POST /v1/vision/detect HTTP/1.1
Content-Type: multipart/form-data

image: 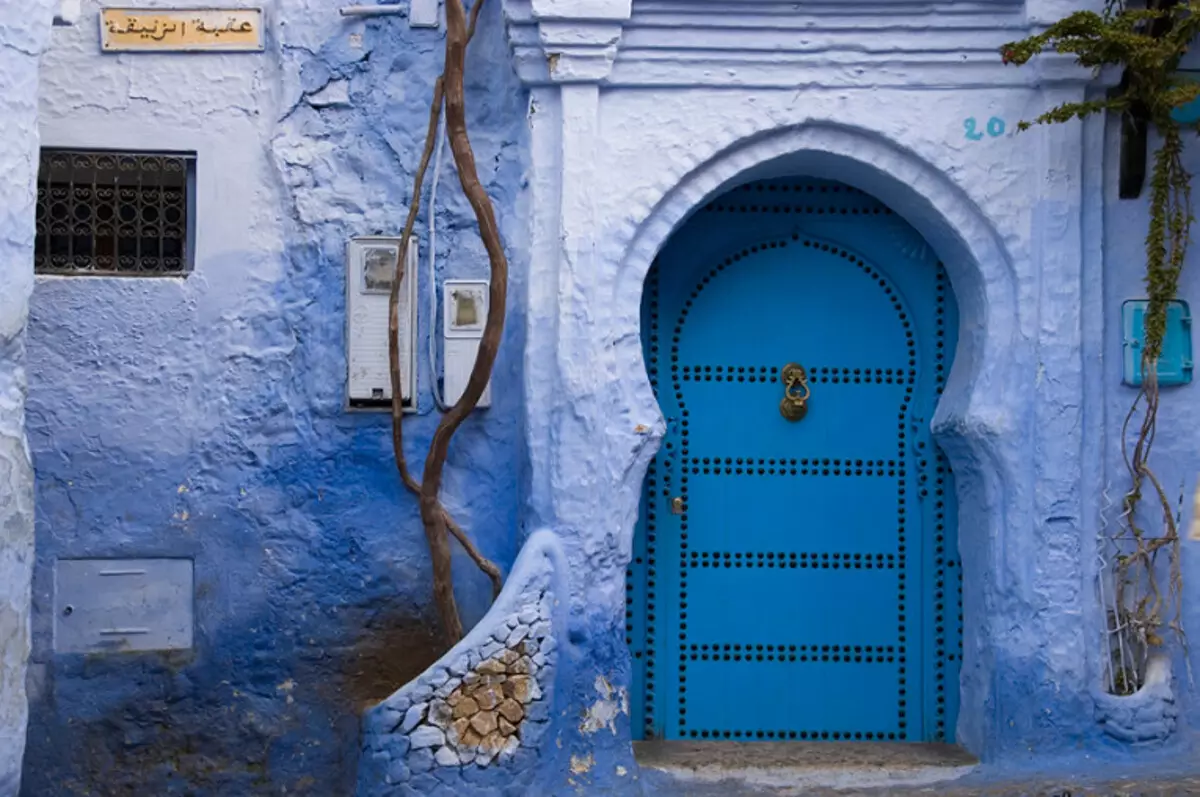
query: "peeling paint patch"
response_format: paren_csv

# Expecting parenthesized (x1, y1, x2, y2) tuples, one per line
(569, 753, 594, 774)
(579, 674, 625, 735)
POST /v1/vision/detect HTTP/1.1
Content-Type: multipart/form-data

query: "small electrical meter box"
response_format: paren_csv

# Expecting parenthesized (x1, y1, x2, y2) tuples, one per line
(54, 558, 194, 653)
(1122, 299, 1193, 387)
(347, 237, 417, 409)
(443, 279, 492, 408)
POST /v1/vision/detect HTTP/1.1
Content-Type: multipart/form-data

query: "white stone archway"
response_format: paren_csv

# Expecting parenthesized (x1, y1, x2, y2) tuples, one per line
(508, 0, 1108, 762)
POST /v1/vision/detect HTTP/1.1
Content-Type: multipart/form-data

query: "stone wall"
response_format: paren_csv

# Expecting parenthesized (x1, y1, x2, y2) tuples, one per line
(357, 530, 563, 797)
(0, 2, 55, 794)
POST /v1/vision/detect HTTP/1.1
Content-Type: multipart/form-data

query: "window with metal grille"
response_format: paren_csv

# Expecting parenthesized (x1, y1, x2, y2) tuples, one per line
(35, 149, 195, 276)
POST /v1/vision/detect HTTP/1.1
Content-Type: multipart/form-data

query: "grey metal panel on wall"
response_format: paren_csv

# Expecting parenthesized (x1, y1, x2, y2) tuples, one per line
(53, 558, 194, 653)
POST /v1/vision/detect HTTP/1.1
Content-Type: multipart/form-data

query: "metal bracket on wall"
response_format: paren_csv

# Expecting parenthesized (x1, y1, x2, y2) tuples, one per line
(1119, 111, 1148, 200)
(339, 0, 439, 26)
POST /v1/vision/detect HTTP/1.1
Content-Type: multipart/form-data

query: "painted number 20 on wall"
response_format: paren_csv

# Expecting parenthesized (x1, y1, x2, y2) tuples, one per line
(964, 116, 1006, 140)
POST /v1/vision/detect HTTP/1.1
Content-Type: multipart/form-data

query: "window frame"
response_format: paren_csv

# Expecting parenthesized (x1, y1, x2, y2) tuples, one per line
(34, 147, 198, 278)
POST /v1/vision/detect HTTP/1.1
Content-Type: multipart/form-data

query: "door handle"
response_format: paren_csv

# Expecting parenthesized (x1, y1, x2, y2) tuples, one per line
(779, 362, 810, 421)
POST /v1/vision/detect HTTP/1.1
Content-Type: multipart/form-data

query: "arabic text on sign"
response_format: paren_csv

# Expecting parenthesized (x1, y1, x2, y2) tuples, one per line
(100, 8, 264, 52)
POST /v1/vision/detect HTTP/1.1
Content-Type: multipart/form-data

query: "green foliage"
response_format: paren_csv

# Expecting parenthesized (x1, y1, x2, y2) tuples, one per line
(1002, 1, 1198, 693)
(1001, 4, 1199, 359)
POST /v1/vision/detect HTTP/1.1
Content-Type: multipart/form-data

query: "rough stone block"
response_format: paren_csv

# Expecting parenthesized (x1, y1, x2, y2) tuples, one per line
(504, 675, 535, 703)
(477, 658, 506, 676)
(480, 730, 505, 754)
(518, 606, 539, 624)
(408, 747, 436, 774)
(450, 717, 471, 745)
(435, 677, 461, 699)
(409, 773, 441, 794)
(497, 698, 524, 724)
(434, 745, 461, 767)
(460, 763, 493, 784)
(428, 699, 453, 729)
(400, 703, 427, 733)
(386, 759, 411, 784)
(365, 707, 403, 737)
(410, 726, 446, 749)
(506, 625, 531, 646)
(453, 696, 479, 718)
(384, 692, 413, 715)
(385, 735, 411, 760)
(475, 685, 502, 711)
(434, 765, 468, 787)
(470, 710, 499, 736)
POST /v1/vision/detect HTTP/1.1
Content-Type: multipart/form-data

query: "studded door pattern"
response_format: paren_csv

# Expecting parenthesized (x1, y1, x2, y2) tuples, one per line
(626, 178, 962, 743)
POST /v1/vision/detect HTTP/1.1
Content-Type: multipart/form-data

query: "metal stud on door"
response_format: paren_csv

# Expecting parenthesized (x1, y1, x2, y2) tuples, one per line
(627, 179, 962, 743)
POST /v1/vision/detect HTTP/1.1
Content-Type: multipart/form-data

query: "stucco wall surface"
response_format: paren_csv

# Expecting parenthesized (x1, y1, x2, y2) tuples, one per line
(21, 1, 528, 793)
(0, 3, 55, 795)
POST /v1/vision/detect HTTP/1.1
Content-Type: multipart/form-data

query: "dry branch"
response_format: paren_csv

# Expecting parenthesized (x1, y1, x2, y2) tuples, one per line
(386, 0, 504, 643)
(415, 0, 509, 644)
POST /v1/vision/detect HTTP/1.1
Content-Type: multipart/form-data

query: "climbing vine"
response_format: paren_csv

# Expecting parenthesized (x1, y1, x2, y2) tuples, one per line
(388, 0, 506, 647)
(1002, 0, 1200, 694)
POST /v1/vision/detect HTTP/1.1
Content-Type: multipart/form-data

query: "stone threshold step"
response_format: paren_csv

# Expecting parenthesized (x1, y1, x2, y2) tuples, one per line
(634, 741, 979, 791)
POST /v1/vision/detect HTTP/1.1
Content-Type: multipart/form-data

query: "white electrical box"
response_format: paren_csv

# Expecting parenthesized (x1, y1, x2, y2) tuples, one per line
(347, 236, 417, 409)
(409, 0, 439, 27)
(443, 279, 491, 408)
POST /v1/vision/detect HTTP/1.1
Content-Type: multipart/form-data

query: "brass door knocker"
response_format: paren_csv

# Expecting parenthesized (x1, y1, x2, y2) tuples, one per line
(779, 363, 810, 421)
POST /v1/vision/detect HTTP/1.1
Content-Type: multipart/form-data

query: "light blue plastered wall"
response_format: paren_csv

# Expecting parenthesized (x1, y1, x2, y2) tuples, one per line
(12, 0, 1200, 794)
(20, 0, 529, 793)
(0, 3, 56, 795)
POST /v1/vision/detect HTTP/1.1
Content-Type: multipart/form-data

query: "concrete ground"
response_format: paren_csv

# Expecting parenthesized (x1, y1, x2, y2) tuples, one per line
(634, 741, 1200, 796)
(642, 775, 1200, 796)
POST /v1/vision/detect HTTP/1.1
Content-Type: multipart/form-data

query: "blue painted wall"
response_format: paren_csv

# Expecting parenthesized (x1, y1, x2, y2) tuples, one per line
(20, 0, 1200, 791)
(21, 1, 529, 793)
(1104, 121, 1200, 740)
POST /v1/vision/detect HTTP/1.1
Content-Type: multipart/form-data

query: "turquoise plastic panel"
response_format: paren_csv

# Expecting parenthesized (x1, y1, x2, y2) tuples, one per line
(1170, 72, 1200, 124)
(1122, 299, 1192, 387)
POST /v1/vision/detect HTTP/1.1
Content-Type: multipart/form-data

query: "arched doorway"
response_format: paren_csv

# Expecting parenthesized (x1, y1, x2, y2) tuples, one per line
(626, 177, 961, 744)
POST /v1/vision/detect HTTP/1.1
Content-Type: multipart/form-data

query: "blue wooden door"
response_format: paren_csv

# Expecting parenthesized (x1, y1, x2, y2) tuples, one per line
(627, 179, 961, 743)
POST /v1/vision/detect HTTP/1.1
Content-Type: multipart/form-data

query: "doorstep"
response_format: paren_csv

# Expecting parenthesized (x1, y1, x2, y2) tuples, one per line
(633, 741, 979, 792)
